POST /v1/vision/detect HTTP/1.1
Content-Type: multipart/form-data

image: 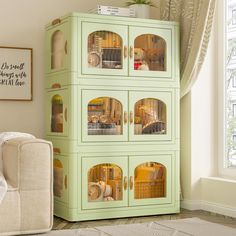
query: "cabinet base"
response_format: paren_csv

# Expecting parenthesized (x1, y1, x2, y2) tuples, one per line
(54, 201, 180, 222)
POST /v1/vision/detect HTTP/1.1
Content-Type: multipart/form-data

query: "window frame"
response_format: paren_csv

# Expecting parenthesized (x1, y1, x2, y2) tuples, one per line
(219, 0, 236, 179)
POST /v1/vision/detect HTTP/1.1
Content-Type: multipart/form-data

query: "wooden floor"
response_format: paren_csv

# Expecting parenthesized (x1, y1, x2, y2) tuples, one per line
(53, 209, 236, 230)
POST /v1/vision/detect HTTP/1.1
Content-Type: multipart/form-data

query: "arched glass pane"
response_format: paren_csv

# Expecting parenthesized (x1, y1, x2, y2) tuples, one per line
(134, 34, 166, 71)
(134, 162, 166, 199)
(53, 159, 63, 197)
(88, 97, 123, 135)
(88, 163, 123, 202)
(88, 31, 123, 69)
(51, 94, 63, 133)
(134, 98, 166, 135)
(51, 30, 65, 69)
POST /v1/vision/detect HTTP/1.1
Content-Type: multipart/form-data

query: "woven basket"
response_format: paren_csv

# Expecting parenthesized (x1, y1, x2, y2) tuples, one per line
(134, 179, 165, 199)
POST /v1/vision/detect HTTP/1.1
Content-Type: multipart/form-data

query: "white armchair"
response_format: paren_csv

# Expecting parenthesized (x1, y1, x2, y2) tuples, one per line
(0, 138, 53, 235)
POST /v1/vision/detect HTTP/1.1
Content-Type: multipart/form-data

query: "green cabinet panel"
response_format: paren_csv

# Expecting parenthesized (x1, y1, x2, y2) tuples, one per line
(45, 21, 69, 74)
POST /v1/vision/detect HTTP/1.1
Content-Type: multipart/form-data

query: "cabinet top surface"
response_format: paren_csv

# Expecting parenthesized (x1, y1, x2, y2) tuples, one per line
(46, 12, 179, 28)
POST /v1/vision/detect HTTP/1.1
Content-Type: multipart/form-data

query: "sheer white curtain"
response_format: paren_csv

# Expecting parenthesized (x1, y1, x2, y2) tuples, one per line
(160, 0, 216, 98)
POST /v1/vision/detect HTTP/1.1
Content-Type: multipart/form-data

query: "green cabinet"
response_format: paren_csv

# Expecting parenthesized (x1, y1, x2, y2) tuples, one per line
(45, 12, 180, 221)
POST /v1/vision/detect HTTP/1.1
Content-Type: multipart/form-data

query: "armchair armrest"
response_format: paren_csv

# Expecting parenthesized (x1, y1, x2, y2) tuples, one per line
(2, 138, 53, 190)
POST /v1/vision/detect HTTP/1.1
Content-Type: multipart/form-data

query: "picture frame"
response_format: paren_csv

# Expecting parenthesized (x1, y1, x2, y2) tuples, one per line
(0, 46, 33, 101)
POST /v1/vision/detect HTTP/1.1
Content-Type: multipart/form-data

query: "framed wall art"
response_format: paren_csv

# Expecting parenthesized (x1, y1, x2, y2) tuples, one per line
(0, 46, 33, 101)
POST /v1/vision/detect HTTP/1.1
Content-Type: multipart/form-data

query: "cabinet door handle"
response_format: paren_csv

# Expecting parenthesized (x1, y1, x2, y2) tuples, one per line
(51, 83, 61, 89)
(130, 176, 133, 190)
(65, 40, 68, 54)
(64, 108, 68, 122)
(64, 175, 68, 189)
(124, 45, 128, 58)
(124, 111, 128, 124)
(130, 46, 133, 59)
(52, 18, 61, 25)
(130, 111, 133, 124)
(53, 147, 61, 155)
(124, 176, 128, 190)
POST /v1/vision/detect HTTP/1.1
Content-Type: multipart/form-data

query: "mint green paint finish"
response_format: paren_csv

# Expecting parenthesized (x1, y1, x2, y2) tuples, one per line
(45, 12, 180, 221)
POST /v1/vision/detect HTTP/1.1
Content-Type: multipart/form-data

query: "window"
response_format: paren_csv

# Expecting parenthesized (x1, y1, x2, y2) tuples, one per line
(225, 0, 236, 170)
(232, 9, 236, 25)
(232, 74, 236, 87)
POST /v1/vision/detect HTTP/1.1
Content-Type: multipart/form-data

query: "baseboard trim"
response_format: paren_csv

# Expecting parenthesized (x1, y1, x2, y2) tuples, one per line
(181, 199, 236, 218)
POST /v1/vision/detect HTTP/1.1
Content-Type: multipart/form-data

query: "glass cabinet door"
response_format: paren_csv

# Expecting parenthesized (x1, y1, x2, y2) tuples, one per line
(46, 88, 69, 137)
(82, 156, 128, 210)
(82, 90, 128, 142)
(81, 22, 128, 76)
(129, 26, 172, 78)
(129, 91, 172, 141)
(129, 155, 172, 206)
(45, 23, 69, 74)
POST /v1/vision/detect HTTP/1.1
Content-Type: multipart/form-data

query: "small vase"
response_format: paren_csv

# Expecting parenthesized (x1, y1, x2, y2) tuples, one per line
(129, 4, 150, 19)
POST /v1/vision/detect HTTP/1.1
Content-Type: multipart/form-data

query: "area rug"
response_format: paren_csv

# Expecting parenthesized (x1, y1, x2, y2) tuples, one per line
(36, 217, 236, 236)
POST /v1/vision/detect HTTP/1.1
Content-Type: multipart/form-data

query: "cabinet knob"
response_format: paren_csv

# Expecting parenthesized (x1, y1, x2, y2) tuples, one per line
(130, 46, 133, 59)
(64, 108, 68, 122)
(65, 40, 68, 54)
(130, 111, 133, 124)
(51, 18, 61, 26)
(53, 147, 61, 155)
(124, 46, 128, 59)
(64, 175, 68, 189)
(124, 176, 128, 190)
(130, 176, 133, 190)
(51, 83, 61, 89)
(124, 111, 128, 124)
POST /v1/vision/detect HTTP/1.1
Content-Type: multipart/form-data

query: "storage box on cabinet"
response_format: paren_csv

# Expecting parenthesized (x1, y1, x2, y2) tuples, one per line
(82, 153, 173, 210)
(82, 89, 174, 143)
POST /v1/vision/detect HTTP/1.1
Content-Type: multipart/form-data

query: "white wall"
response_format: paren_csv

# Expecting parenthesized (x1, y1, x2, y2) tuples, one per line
(0, 0, 160, 138)
(181, 0, 236, 217)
